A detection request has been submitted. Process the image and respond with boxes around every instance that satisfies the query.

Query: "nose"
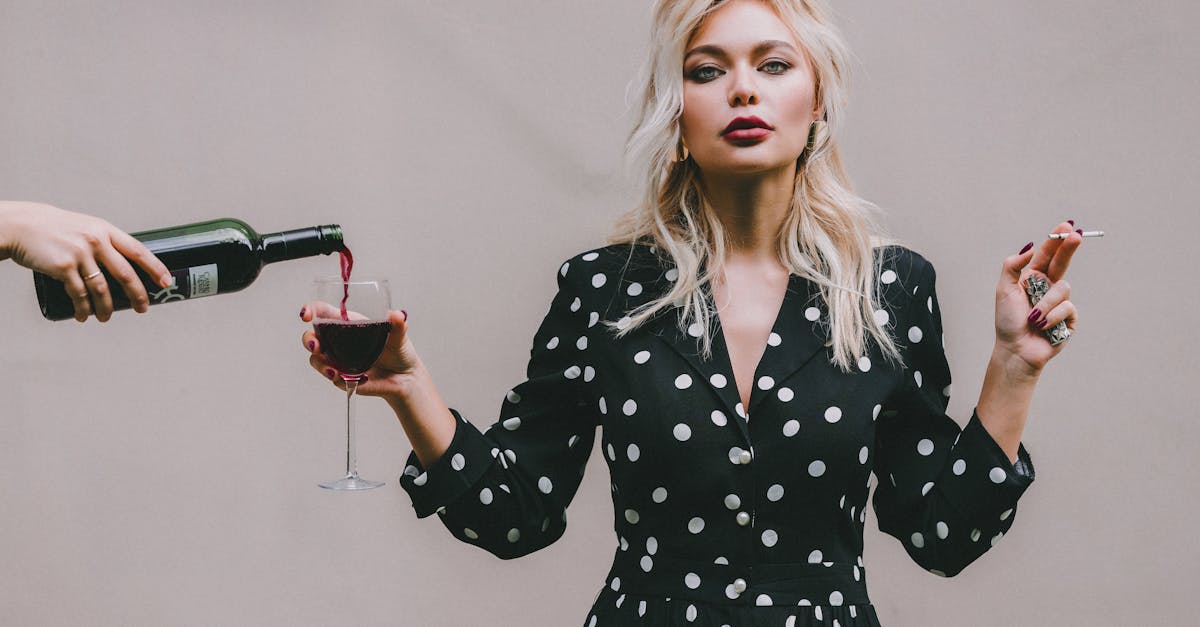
[728,66,759,107]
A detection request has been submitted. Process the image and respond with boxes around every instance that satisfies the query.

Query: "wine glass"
[311,277,392,490]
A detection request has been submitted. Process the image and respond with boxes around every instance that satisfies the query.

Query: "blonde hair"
[605,0,905,373]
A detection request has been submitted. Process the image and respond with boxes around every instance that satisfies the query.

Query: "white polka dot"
[644,537,657,555]
[776,387,794,402]
[477,487,494,505]
[711,410,728,426]
[506,390,522,404]
[627,444,640,462]
[805,307,820,321]
[858,446,869,464]
[560,262,570,276]
[761,529,778,547]
[538,477,554,494]
[413,472,427,486]
[502,417,522,431]
[991,532,1004,546]
[709,373,727,388]
[673,424,692,441]
[724,494,741,510]
[815,607,823,621]
[616,593,625,608]
[808,460,826,477]
[576,336,588,350]
[937,521,949,539]
[652,487,668,503]
[590,273,607,288]
[610,577,620,591]
[675,374,693,389]
[686,605,697,621]
[929,569,947,577]
[568,435,579,448]
[622,399,637,416]
[634,350,651,364]
[599,397,607,414]
[757,376,774,390]
[627,282,643,296]
[546,336,559,350]
[971,528,982,542]
[767,332,782,346]
[688,517,705,533]
[880,269,897,284]
[582,252,599,262]
[625,509,640,524]
[464,528,478,540]
[640,556,653,572]
[874,309,890,326]
[767,484,784,501]
[451,453,466,471]
[756,594,773,606]
[735,403,746,418]
[917,439,934,456]
[943,384,952,397]
[685,573,701,589]
[911,532,925,548]
[858,355,872,372]
[665,268,679,282]
[588,312,599,328]
[914,370,923,388]
[953,459,966,475]
[570,297,581,312]
[830,590,844,606]
[606,444,615,461]
[928,296,934,313]
[583,366,595,382]
[714,556,729,565]
[1000,508,1013,521]
[402,465,419,478]
[725,585,739,600]
[989,467,1007,483]
[638,601,647,616]
[808,549,823,563]
[873,404,882,419]
[507,528,520,543]
[922,482,934,496]
[783,420,800,437]
[687,322,704,337]
[824,406,842,423]
[909,326,924,343]
[564,365,582,379]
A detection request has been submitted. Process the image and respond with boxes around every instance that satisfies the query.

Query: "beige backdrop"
[2,1,1197,625]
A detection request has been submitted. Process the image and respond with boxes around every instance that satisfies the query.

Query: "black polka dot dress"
[400,243,1035,626]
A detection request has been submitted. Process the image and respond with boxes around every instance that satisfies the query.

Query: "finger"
[80,263,114,322]
[300,300,343,322]
[309,354,339,381]
[1027,279,1071,327]
[1028,222,1073,278]
[96,242,151,313]
[110,230,171,288]
[1045,230,1082,283]
[1001,241,1036,283]
[1033,300,1078,335]
[301,329,320,354]
[63,271,93,322]
[381,309,409,351]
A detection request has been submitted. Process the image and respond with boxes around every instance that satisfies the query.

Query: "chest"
[711,275,789,409]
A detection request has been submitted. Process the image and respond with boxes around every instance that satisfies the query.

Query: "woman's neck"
[699,164,796,265]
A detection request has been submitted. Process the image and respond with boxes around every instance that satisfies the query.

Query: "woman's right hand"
[300,304,423,400]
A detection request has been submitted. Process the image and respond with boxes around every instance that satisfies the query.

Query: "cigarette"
[1049,230,1104,239]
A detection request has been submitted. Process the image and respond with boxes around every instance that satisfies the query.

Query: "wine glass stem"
[344,377,360,480]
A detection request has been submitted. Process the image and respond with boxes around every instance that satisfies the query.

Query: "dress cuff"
[936,409,1035,521]
[397,408,496,518]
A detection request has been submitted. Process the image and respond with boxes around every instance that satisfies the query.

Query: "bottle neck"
[262,225,344,263]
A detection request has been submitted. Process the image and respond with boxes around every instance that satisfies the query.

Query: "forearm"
[384,361,458,470]
[0,201,22,260]
[974,345,1041,464]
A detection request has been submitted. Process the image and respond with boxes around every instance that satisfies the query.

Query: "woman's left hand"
[993,221,1083,378]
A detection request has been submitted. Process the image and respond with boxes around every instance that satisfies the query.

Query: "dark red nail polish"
[1019,242,1034,255]
[307,340,315,351]
[359,374,368,382]
[325,369,336,379]
[1027,308,1040,322]
[300,306,307,319]
[1075,229,1083,236]
[401,309,408,322]
[1036,317,1048,329]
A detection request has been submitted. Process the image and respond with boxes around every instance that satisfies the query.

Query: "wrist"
[990,343,1042,383]
[382,360,434,413]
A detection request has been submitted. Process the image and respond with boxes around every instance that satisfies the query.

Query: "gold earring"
[676,141,690,162]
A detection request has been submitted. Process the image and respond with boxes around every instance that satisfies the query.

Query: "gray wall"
[2,1,1196,625]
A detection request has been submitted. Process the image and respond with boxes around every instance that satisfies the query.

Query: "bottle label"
[150,264,219,304]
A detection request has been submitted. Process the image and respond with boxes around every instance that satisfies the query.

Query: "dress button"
[732,578,748,593]
[738,450,752,465]
[736,511,751,526]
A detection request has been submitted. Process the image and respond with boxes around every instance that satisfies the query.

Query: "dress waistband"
[603,549,871,608]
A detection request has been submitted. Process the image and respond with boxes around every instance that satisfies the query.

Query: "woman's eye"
[689,66,723,82]
[761,60,790,74]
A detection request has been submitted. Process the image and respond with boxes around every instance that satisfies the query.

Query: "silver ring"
[82,270,103,281]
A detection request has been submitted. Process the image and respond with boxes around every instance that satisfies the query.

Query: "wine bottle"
[33,218,344,321]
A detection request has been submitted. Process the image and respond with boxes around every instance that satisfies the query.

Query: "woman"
[1,201,171,322]
[301,0,1081,624]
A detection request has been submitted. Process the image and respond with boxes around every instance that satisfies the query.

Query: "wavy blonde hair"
[604,0,905,373]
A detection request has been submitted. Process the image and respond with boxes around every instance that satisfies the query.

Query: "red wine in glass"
[312,320,391,375]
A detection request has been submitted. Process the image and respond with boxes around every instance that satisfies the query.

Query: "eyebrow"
[684,40,799,62]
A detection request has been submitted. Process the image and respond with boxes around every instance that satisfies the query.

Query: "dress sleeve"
[397,258,602,560]
[871,260,1035,577]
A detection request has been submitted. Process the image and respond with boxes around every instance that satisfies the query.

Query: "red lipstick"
[721,116,773,141]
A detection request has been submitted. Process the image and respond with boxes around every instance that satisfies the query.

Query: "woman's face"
[680,0,820,177]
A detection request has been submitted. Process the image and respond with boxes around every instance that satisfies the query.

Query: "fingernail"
[300,306,307,319]
[1067,220,1075,226]
[401,310,408,322]
[307,340,315,351]
[1018,242,1034,255]
[1036,317,1048,329]
[325,369,336,379]
[1075,229,1083,236]
[359,374,369,382]
[1027,308,1041,322]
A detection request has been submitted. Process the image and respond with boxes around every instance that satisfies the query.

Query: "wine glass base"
[319,475,385,491]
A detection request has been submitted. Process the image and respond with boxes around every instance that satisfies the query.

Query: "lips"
[721,116,773,135]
